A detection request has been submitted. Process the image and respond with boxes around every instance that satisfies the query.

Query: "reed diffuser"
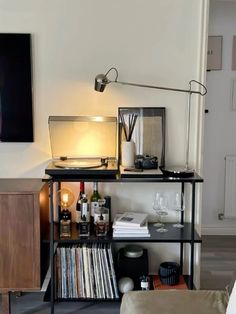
[120,113,138,167]
[120,113,138,142]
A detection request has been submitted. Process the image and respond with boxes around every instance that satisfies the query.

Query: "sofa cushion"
[226,280,236,314]
[225,272,236,297]
[120,290,228,314]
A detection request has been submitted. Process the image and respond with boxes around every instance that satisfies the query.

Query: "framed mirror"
[118,107,166,168]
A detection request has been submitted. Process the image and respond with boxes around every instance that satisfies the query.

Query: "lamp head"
[94,73,109,92]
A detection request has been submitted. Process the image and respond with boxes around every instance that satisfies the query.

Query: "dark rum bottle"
[90,182,101,233]
[75,182,85,229]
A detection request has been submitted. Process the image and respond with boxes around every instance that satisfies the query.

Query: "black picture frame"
[0,33,33,142]
[118,107,166,168]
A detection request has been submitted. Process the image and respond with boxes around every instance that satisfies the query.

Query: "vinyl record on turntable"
[54,158,108,169]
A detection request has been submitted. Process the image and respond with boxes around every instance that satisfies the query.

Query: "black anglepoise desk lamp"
[94,67,207,177]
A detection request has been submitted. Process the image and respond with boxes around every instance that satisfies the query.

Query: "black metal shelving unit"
[45,170,203,314]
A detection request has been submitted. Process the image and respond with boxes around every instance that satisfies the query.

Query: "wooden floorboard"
[200,235,236,290]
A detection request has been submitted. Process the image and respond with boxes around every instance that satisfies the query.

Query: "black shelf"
[44,274,195,303]
[43,280,120,303]
[44,171,203,183]
[44,223,201,244]
[57,297,120,303]
[45,169,203,312]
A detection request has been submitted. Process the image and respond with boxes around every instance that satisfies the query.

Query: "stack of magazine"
[112,212,150,238]
[56,243,119,299]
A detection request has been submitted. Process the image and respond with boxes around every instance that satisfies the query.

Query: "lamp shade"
[94,73,109,92]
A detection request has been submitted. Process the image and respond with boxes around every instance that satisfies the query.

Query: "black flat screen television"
[0,33,33,142]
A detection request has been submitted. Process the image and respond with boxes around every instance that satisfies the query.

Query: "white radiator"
[224,155,236,218]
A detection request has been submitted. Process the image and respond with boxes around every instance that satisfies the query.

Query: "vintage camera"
[134,155,158,170]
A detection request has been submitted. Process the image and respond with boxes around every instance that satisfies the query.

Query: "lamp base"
[160,166,195,178]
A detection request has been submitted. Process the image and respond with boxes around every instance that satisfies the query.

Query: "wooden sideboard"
[0,179,49,314]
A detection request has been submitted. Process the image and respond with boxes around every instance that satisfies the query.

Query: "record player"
[45,116,118,178]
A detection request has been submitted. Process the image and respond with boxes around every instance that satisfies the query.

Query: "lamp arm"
[104,67,207,96]
[109,78,207,96]
[189,80,207,96]
[105,67,119,82]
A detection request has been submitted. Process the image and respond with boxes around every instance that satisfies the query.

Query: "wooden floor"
[200,235,236,290]
[1,235,236,313]
[1,293,120,314]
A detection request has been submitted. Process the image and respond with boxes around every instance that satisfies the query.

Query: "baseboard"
[202,226,236,235]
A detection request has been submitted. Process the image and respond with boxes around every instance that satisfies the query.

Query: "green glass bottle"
[90,182,101,233]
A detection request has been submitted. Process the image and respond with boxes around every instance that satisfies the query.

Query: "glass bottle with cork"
[90,182,101,234]
[94,199,109,237]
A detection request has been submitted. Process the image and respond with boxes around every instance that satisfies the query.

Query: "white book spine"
[113,233,150,238]
[61,247,67,298]
[87,246,95,299]
[79,245,85,298]
[71,247,78,298]
[104,244,114,299]
[82,244,91,298]
[107,244,119,299]
[92,244,99,299]
[101,245,110,299]
[97,245,106,298]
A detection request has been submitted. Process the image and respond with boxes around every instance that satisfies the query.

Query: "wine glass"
[153,192,168,233]
[172,192,184,228]
[153,192,164,228]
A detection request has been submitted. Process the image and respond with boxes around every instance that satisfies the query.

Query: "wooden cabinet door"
[0,193,40,290]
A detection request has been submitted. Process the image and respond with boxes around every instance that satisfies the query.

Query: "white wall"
[0,0,206,177]
[0,0,208,284]
[202,0,236,235]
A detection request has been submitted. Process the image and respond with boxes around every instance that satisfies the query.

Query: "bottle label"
[141,281,149,289]
[81,202,89,221]
[91,201,99,217]
[60,220,71,237]
[94,211,109,224]
[80,222,89,236]
[75,210,81,223]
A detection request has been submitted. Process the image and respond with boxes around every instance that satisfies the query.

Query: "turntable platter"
[54,159,104,169]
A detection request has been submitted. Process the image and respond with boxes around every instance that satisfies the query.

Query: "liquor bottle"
[95,213,108,237]
[80,214,90,237]
[90,182,101,233]
[140,275,150,290]
[79,193,90,237]
[94,199,109,228]
[60,209,71,238]
[104,195,111,230]
[75,182,85,229]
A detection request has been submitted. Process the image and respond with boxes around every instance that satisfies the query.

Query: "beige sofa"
[120,289,228,314]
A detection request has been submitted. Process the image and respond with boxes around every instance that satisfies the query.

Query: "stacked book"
[56,243,119,299]
[112,212,150,238]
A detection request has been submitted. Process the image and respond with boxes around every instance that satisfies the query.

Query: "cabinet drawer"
[0,194,40,290]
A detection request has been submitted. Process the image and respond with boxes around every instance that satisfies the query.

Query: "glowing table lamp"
[58,188,74,237]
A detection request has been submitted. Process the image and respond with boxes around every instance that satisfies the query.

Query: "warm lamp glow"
[62,193,69,205]
[48,116,117,159]
[58,188,75,209]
